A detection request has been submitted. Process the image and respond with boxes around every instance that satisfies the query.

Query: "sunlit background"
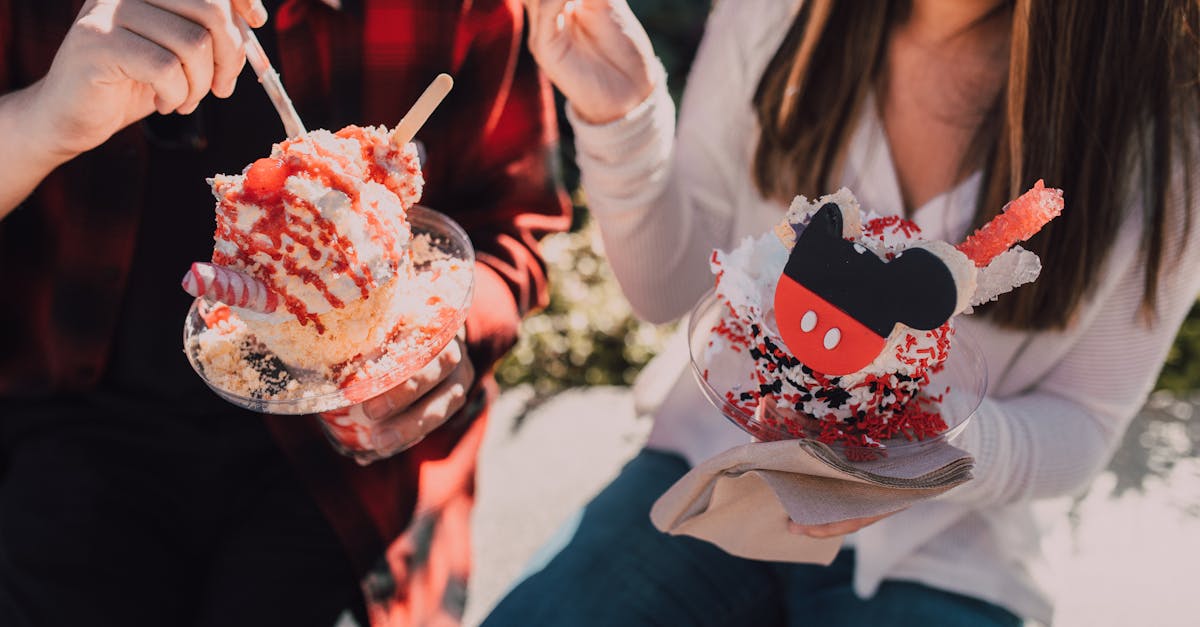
[463,2,1200,626]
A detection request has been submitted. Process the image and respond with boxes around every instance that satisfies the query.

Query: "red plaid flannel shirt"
[0,0,568,618]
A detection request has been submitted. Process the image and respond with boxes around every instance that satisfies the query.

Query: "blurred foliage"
[1157,302,1200,393]
[494,215,678,395]
[626,0,711,101]
[498,0,1200,396]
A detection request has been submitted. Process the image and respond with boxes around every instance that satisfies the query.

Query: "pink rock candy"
[957,180,1064,267]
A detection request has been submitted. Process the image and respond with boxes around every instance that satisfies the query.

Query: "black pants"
[0,397,363,627]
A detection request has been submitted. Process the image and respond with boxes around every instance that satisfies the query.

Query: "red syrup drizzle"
[212,127,413,334]
[201,303,233,329]
[335,126,421,204]
[335,126,417,251]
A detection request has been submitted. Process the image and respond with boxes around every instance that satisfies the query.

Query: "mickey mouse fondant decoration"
[773,202,974,376]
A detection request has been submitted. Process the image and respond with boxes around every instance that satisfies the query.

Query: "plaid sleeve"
[0,0,10,91]
[421,0,571,372]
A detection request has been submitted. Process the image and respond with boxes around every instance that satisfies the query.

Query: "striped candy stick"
[181,262,280,313]
[957,179,1064,267]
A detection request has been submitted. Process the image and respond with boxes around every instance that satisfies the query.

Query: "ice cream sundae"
[183,124,473,413]
[702,182,1063,449]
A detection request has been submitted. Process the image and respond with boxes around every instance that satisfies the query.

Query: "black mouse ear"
[878,248,959,331]
[811,203,843,237]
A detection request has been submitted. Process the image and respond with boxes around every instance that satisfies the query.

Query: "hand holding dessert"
[327,332,475,457]
[523,0,658,124]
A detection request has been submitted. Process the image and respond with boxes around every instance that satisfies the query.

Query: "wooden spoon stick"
[391,74,454,147]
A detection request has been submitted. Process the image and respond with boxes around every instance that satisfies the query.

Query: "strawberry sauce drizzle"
[212,127,414,332]
[294,132,401,280]
[334,126,414,268]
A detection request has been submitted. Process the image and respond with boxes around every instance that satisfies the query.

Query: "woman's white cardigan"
[565,0,1200,623]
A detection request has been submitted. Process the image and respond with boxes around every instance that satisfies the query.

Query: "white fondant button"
[823,328,841,350]
[800,310,818,332]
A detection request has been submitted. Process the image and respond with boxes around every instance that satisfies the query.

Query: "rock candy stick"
[182,262,279,313]
[957,179,1064,267]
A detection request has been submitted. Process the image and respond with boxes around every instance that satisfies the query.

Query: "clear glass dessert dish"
[184,206,475,423]
[687,288,987,460]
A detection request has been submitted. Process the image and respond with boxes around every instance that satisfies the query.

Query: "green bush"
[1156,301,1200,394]
[495,216,677,395]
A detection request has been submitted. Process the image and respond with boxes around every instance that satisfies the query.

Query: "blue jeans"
[483,449,1022,627]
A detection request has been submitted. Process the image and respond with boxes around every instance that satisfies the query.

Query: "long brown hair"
[754,0,1200,329]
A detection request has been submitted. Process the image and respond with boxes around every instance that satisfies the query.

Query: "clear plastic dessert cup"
[687,288,987,461]
[184,206,474,463]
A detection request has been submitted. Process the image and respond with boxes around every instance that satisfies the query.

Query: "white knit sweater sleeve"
[567,0,751,324]
[945,168,1200,507]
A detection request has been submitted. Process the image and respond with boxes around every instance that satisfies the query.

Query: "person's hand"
[523,0,658,124]
[325,334,475,459]
[787,509,903,539]
[25,0,268,163]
